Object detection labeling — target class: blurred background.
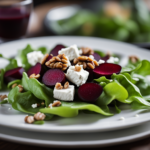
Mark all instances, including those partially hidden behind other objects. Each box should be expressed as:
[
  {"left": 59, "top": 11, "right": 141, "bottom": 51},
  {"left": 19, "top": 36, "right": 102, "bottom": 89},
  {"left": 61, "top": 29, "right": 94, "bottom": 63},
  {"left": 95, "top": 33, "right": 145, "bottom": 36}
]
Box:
[{"left": 16, "top": 0, "right": 150, "bottom": 47}]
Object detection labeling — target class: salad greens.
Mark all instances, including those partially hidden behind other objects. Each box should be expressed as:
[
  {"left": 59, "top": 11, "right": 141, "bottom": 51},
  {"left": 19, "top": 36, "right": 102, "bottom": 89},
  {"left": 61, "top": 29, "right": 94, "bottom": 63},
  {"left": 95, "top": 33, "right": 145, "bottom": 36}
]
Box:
[{"left": 0, "top": 44, "right": 150, "bottom": 124}]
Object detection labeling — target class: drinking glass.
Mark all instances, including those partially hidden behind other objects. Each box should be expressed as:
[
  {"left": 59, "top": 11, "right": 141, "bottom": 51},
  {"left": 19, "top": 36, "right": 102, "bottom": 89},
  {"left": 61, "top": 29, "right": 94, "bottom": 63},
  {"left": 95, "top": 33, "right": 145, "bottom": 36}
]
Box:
[{"left": 0, "top": 0, "right": 33, "bottom": 43}]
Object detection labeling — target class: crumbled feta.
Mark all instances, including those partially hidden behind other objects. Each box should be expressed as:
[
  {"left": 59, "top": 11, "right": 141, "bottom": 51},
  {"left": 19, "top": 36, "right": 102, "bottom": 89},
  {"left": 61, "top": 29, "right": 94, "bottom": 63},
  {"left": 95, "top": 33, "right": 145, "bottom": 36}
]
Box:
[
  {"left": 3, "top": 98, "right": 8, "bottom": 101},
  {"left": 27, "top": 51, "right": 44, "bottom": 66},
  {"left": 119, "top": 117, "right": 125, "bottom": 120},
  {"left": 58, "top": 44, "right": 80, "bottom": 61},
  {"left": 79, "top": 49, "right": 83, "bottom": 55},
  {"left": 89, "top": 55, "right": 94, "bottom": 60},
  {"left": 135, "top": 114, "right": 139, "bottom": 117},
  {"left": 107, "top": 56, "right": 119, "bottom": 63},
  {"left": 31, "top": 103, "right": 37, "bottom": 108},
  {"left": 65, "top": 65, "right": 89, "bottom": 87},
  {"left": 53, "top": 85, "right": 75, "bottom": 101},
  {"left": 98, "top": 59, "right": 105, "bottom": 65}
]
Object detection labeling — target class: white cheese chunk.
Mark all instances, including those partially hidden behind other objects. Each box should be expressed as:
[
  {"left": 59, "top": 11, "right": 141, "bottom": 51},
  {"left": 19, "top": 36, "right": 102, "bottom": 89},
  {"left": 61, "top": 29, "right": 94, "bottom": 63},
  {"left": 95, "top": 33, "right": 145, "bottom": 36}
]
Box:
[
  {"left": 65, "top": 65, "right": 89, "bottom": 87},
  {"left": 89, "top": 55, "right": 94, "bottom": 60},
  {"left": 106, "top": 56, "right": 119, "bottom": 63},
  {"left": 98, "top": 59, "right": 105, "bottom": 65},
  {"left": 53, "top": 85, "right": 75, "bottom": 101},
  {"left": 66, "top": 56, "right": 71, "bottom": 67},
  {"left": 27, "top": 51, "right": 44, "bottom": 66},
  {"left": 58, "top": 44, "right": 80, "bottom": 61},
  {"left": 79, "top": 49, "right": 83, "bottom": 55},
  {"left": 31, "top": 103, "right": 37, "bottom": 108},
  {"left": 119, "top": 117, "right": 125, "bottom": 120}
]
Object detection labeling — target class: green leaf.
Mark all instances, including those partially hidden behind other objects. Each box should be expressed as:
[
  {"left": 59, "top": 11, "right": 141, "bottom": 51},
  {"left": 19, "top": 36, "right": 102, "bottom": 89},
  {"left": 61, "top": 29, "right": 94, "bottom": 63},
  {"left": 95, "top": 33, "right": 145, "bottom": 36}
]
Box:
[
  {"left": 40, "top": 101, "right": 113, "bottom": 118},
  {"left": 7, "top": 79, "right": 21, "bottom": 89},
  {"left": 22, "top": 72, "right": 30, "bottom": 91},
  {"left": 8, "top": 86, "right": 45, "bottom": 114},
  {"left": 0, "top": 69, "right": 5, "bottom": 90}
]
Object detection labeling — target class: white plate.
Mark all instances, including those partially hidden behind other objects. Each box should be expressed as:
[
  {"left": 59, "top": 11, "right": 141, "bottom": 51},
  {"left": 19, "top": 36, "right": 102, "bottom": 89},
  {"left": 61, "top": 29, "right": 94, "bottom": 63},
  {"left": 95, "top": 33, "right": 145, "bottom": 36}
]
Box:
[
  {"left": 0, "top": 36, "right": 150, "bottom": 133},
  {"left": 0, "top": 121, "right": 150, "bottom": 148}
]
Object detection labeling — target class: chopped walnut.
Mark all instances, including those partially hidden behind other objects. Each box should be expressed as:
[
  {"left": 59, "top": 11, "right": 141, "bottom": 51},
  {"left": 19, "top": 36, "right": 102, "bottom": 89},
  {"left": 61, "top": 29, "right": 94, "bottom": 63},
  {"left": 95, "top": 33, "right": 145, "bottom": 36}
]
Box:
[
  {"left": 24, "top": 116, "right": 35, "bottom": 124},
  {"left": 73, "top": 56, "right": 99, "bottom": 69},
  {"left": 34, "top": 112, "right": 46, "bottom": 121},
  {"left": 52, "top": 100, "right": 61, "bottom": 107},
  {"left": 29, "top": 73, "right": 40, "bottom": 79},
  {"left": 18, "top": 84, "right": 24, "bottom": 92},
  {"left": 41, "top": 53, "right": 49, "bottom": 65},
  {"left": 55, "top": 82, "right": 63, "bottom": 90},
  {"left": 45, "top": 54, "right": 69, "bottom": 71},
  {"left": 64, "top": 81, "right": 69, "bottom": 89},
  {"left": 12, "top": 83, "right": 17, "bottom": 88},
  {"left": 75, "top": 65, "right": 82, "bottom": 72},
  {"left": 129, "top": 55, "right": 139, "bottom": 63},
  {"left": 0, "top": 95, "right": 7, "bottom": 101},
  {"left": 81, "top": 47, "right": 94, "bottom": 55}
]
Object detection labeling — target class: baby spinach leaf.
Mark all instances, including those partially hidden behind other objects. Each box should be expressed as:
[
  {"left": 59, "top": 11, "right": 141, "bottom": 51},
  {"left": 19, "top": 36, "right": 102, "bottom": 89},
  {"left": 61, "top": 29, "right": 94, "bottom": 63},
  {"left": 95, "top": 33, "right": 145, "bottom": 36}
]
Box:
[
  {"left": 0, "top": 69, "right": 5, "bottom": 90},
  {"left": 40, "top": 101, "right": 113, "bottom": 117},
  {"left": 22, "top": 72, "right": 30, "bottom": 91},
  {"left": 7, "top": 79, "right": 21, "bottom": 89},
  {"left": 28, "top": 78, "right": 54, "bottom": 107},
  {"left": 8, "top": 86, "right": 45, "bottom": 114}
]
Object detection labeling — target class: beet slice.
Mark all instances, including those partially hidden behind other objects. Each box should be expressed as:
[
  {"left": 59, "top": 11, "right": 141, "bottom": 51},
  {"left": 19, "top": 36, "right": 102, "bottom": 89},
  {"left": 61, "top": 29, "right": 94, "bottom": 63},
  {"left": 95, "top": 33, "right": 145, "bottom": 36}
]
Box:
[
  {"left": 27, "top": 63, "right": 45, "bottom": 77},
  {"left": 50, "top": 44, "right": 66, "bottom": 56},
  {"left": 101, "top": 54, "right": 110, "bottom": 62},
  {"left": 86, "top": 69, "right": 93, "bottom": 82},
  {"left": 78, "top": 83, "right": 103, "bottom": 103},
  {"left": 93, "top": 63, "right": 122, "bottom": 79},
  {"left": 93, "top": 53, "right": 101, "bottom": 61},
  {"left": 42, "top": 69, "right": 66, "bottom": 87},
  {"left": 46, "top": 55, "right": 53, "bottom": 62},
  {"left": 4, "top": 67, "right": 25, "bottom": 84}
]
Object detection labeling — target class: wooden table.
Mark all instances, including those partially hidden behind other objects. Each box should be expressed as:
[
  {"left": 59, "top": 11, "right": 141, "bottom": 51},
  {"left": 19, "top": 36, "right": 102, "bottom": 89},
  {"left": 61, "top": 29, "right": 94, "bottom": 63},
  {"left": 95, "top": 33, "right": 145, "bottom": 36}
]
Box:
[{"left": 1, "top": 1, "right": 150, "bottom": 150}]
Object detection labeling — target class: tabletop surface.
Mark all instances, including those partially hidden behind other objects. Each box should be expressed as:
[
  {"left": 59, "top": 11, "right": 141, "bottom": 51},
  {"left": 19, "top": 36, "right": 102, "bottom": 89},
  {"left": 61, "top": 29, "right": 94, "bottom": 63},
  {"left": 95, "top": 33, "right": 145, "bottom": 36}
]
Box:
[{"left": 0, "top": 1, "right": 150, "bottom": 150}]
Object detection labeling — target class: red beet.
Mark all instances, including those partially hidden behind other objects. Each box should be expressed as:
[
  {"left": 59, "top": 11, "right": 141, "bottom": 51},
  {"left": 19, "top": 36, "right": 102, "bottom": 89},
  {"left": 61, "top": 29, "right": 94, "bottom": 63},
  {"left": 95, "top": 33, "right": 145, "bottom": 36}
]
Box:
[
  {"left": 4, "top": 67, "right": 25, "bottom": 83},
  {"left": 27, "top": 63, "right": 44, "bottom": 77},
  {"left": 42, "top": 69, "right": 66, "bottom": 87},
  {"left": 93, "top": 63, "right": 122, "bottom": 79},
  {"left": 101, "top": 54, "right": 110, "bottom": 62},
  {"left": 86, "top": 69, "right": 93, "bottom": 82},
  {"left": 46, "top": 55, "right": 53, "bottom": 61},
  {"left": 50, "top": 44, "right": 66, "bottom": 56},
  {"left": 93, "top": 53, "right": 101, "bottom": 61},
  {"left": 78, "top": 83, "right": 103, "bottom": 103}
]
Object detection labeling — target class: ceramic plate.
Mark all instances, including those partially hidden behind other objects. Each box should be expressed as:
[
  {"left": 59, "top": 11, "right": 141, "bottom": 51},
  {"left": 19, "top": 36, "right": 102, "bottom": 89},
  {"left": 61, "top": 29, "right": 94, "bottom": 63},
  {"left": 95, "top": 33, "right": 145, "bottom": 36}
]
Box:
[{"left": 0, "top": 36, "right": 150, "bottom": 133}]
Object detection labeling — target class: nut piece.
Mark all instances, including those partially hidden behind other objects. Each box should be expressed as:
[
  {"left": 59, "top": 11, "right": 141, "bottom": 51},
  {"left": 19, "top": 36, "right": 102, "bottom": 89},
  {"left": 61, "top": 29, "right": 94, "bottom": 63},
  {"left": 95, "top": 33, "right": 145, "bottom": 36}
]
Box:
[
  {"left": 45, "top": 54, "right": 68, "bottom": 71},
  {"left": 41, "top": 53, "right": 49, "bottom": 65},
  {"left": 55, "top": 82, "right": 63, "bottom": 90},
  {"left": 129, "top": 55, "right": 139, "bottom": 63},
  {"left": 29, "top": 73, "right": 40, "bottom": 79},
  {"left": 81, "top": 47, "right": 94, "bottom": 55},
  {"left": 52, "top": 100, "right": 61, "bottom": 107},
  {"left": 74, "top": 65, "right": 82, "bottom": 72},
  {"left": 18, "top": 85, "right": 24, "bottom": 92},
  {"left": 24, "top": 116, "right": 35, "bottom": 124},
  {"left": 64, "top": 81, "right": 69, "bottom": 89},
  {"left": 0, "top": 95, "right": 7, "bottom": 101},
  {"left": 73, "top": 56, "right": 99, "bottom": 69},
  {"left": 12, "top": 83, "right": 17, "bottom": 89},
  {"left": 34, "top": 112, "right": 46, "bottom": 121}
]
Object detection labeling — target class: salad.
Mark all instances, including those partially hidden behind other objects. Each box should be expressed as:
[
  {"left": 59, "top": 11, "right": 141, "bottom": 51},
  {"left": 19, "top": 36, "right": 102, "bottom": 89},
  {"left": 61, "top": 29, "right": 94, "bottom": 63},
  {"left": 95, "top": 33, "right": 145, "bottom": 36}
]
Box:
[{"left": 0, "top": 43, "right": 150, "bottom": 125}]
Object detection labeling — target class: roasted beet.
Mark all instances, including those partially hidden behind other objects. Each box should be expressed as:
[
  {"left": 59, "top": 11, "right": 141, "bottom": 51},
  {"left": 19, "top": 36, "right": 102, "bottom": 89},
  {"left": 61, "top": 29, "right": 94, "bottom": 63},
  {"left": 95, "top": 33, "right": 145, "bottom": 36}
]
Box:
[
  {"left": 50, "top": 44, "right": 66, "bottom": 56},
  {"left": 86, "top": 69, "right": 93, "bottom": 82},
  {"left": 4, "top": 67, "right": 25, "bottom": 84},
  {"left": 101, "top": 54, "right": 110, "bottom": 62},
  {"left": 46, "top": 55, "right": 53, "bottom": 61},
  {"left": 27, "top": 63, "right": 45, "bottom": 77},
  {"left": 93, "top": 53, "right": 101, "bottom": 61},
  {"left": 93, "top": 63, "right": 122, "bottom": 79},
  {"left": 78, "top": 83, "right": 103, "bottom": 103},
  {"left": 42, "top": 69, "right": 66, "bottom": 87}
]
